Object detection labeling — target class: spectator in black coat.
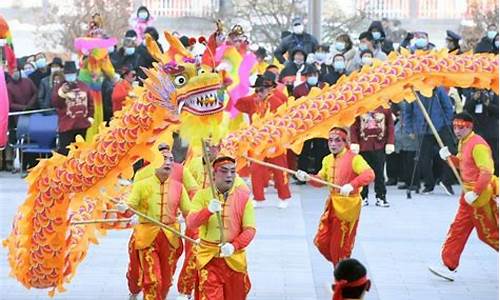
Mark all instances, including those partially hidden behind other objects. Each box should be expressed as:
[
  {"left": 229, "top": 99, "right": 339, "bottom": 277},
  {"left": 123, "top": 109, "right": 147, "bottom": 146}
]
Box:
[
  {"left": 274, "top": 16, "right": 318, "bottom": 64},
  {"left": 368, "top": 20, "right": 394, "bottom": 55},
  {"left": 115, "top": 30, "right": 141, "bottom": 72},
  {"left": 475, "top": 24, "right": 498, "bottom": 53},
  {"left": 137, "top": 26, "right": 163, "bottom": 82}
]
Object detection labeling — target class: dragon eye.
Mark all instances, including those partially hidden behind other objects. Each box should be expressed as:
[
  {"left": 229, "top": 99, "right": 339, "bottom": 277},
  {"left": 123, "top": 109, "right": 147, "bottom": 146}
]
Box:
[
  {"left": 174, "top": 75, "right": 187, "bottom": 86},
  {"left": 197, "top": 68, "right": 206, "bottom": 75}
]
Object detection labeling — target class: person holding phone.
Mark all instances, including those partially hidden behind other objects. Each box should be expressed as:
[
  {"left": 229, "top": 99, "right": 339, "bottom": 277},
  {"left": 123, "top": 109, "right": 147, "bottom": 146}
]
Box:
[{"left": 52, "top": 61, "right": 94, "bottom": 155}]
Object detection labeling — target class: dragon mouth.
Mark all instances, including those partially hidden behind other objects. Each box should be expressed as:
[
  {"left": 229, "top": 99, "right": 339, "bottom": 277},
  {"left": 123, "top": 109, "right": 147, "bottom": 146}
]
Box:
[{"left": 178, "top": 87, "right": 224, "bottom": 116}]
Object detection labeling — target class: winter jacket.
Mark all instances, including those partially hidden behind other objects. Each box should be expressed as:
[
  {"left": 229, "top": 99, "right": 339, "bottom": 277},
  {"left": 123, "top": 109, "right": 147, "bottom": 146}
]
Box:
[
  {"left": 37, "top": 76, "right": 55, "bottom": 109},
  {"left": 350, "top": 106, "right": 395, "bottom": 152},
  {"left": 394, "top": 102, "right": 419, "bottom": 152},
  {"left": 402, "top": 87, "right": 454, "bottom": 136},
  {"left": 8, "top": 78, "right": 37, "bottom": 111},
  {"left": 463, "top": 89, "right": 499, "bottom": 140},
  {"left": 474, "top": 36, "right": 499, "bottom": 54},
  {"left": 368, "top": 21, "right": 394, "bottom": 55},
  {"left": 274, "top": 33, "right": 319, "bottom": 64},
  {"left": 51, "top": 81, "right": 94, "bottom": 133}
]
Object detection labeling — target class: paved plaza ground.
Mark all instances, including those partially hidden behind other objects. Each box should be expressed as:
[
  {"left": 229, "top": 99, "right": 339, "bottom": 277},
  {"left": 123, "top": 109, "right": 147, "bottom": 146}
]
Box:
[{"left": 0, "top": 172, "right": 498, "bottom": 299}]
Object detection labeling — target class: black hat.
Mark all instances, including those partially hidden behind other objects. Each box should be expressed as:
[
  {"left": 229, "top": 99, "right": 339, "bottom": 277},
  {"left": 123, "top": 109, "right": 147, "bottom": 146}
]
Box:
[
  {"left": 63, "top": 61, "right": 77, "bottom": 74},
  {"left": 125, "top": 29, "right": 137, "bottom": 39},
  {"left": 252, "top": 71, "right": 277, "bottom": 88},
  {"left": 255, "top": 47, "right": 267, "bottom": 58},
  {"left": 292, "top": 16, "right": 303, "bottom": 26},
  {"left": 179, "top": 36, "right": 190, "bottom": 48},
  {"left": 446, "top": 30, "right": 461, "bottom": 41},
  {"left": 49, "top": 57, "right": 63, "bottom": 68}
]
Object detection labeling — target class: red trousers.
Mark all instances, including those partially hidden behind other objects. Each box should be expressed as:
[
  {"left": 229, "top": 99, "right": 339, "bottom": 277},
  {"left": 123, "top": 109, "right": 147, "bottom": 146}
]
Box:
[
  {"left": 250, "top": 154, "right": 291, "bottom": 201},
  {"left": 127, "top": 234, "right": 142, "bottom": 295},
  {"left": 314, "top": 200, "right": 359, "bottom": 266},
  {"left": 442, "top": 196, "right": 499, "bottom": 270},
  {"left": 177, "top": 227, "right": 199, "bottom": 296},
  {"left": 128, "top": 232, "right": 183, "bottom": 300},
  {"left": 198, "top": 258, "right": 251, "bottom": 300}
]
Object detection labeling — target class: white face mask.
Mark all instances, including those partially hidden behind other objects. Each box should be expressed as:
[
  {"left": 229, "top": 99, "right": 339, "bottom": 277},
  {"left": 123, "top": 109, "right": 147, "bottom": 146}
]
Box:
[
  {"left": 125, "top": 47, "right": 136, "bottom": 55},
  {"left": 138, "top": 11, "right": 148, "bottom": 20},
  {"left": 335, "top": 42, "right": 345, "bottom": 52},
  {"left": 361, "top": 56, "right": 373, "bottom": 65},
  {"left": 51, "top": 67, "right": 61, "bottom": 73},
  {"left": 65, "top": 73, "right": 77, "bottom": 82},
  {"left": 307, "top": 76, "right": 318, "bottom": 85},
  {"left": 108, "top": 46, "right": 115, "bottom": 53},
  {"left": 487, "top": 30, "right": 497, "bottom": 39},
  {"left": 293, "top": 24, "right": 304, "bottom": 34}
]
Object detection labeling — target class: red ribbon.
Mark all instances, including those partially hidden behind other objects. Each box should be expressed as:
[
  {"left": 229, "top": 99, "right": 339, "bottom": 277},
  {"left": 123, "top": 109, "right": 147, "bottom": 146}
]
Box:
[{"left": 333, "top": 276, "right": 369, "bottom": 300}]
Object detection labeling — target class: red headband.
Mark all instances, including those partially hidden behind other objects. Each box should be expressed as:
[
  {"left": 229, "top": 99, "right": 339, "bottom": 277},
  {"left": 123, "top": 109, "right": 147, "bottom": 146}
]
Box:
[
  {"left": 333, "top": 276, "right": 369, "bottom": 300},
  {"left": 453, "top": 119, "right": 473, "bottom": 128},
  {"left": 212, "top": 156, "right": 235, "bottom": 169},
  {"left": 329, "top": 128, "right": 348, "bottom": 141}
]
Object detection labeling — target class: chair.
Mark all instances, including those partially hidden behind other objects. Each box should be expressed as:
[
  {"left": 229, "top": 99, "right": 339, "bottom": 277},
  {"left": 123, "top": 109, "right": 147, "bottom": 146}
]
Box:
[{"left": 20, "top": 113, "right": 58, "bottom": 172}]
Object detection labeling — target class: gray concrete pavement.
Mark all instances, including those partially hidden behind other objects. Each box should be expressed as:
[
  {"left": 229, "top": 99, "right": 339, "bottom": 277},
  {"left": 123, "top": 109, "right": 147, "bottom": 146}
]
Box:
[{"left": 0, "top": 172, "right": 498, "bottom": 299}]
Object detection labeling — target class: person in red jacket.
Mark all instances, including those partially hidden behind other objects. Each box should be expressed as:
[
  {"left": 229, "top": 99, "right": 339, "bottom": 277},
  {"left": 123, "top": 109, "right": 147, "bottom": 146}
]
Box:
[
  {"left": 350, "top": 106, "right": 394, "bottom": 207},
  {"left": 7, "top": 66, "right": 37, "bottom": 112},
  {"left": 235, "top": 71, "right": 292, "bottom": 208},
  {"left": 429, "top": 112, "right": 498, "bottom": 281},
  {"left": 112, "top": 67, "right": 136, "bottom": 113},
  {"left": 52, "top": 61, "right": 94, "bottom": 155}
]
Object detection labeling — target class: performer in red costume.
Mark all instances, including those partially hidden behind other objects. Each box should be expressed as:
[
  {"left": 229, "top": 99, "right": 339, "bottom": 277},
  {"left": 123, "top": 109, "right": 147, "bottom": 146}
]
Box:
[
  {"left": 296, "top": 127, "right": 374, "bottom": 267},
  {"left": 429, "top": 112, "right": 498, "bottom": 281},
  {"left": 235, "top": 71, "right": 291, "bottom": 208}
]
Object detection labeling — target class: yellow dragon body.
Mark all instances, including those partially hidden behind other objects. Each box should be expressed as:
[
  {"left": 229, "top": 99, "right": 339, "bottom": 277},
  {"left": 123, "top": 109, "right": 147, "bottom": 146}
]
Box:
[{"left": 3, "top": 31, "right": 498, "bottom": 296}]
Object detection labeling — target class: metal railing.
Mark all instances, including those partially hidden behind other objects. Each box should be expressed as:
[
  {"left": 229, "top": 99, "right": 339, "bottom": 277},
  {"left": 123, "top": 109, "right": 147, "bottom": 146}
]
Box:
[{"left": 143, "top": 0, "right": 220, "bottom": 18}]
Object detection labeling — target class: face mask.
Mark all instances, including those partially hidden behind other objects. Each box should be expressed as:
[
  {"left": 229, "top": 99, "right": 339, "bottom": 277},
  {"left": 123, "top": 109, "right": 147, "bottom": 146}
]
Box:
[
  {"left": 138, "top": 11, "right": 148, "bottom": 20},
  {"left": 293, "top": 24, "right": 304, "bottom": 34},
  {"left": 415, "top": 38, "right": 428, "bottom": 49},
  {"left": 335, "top": 42, "right": 345, "bottom": 52},
  {"left": 359, "top": 43, "right": 368, "bottom": 51},
  {"left": 315, "top": 52, "right": 326, "bottom": 62},
  {"left": 108, "top": 46, "right": 115, "bottom": 53},
  {"left": 51, "top": 67, "right": 61, "bottom": 73},
  {"left": 307, "top": 76, "right": 318, "bottom": 85},
  {"left": 361, "top": 56, "right": 373, "bottom": 65},
  {"left": 293, "top": 59, "right": 303, "bottom": 66},
  {"left": 65, "top": 73, "right": 77, "bottom": 82},
  {"left": 125, "top": 47, "right": 136, "bottom": 55},
  {"left": 36, "top": 58, "right": 47, "bottom": 68},
  {"left": 12, "top": 72, "right": 20, "bottom": 81},
  {"left": 333, "top": 60, "right": 345, "bottom": 71},
  {"left": 22, "top": 68, "right": 34, "bottom": 77},
  {"left": 487, "top": 30, "right": 497, "bottom": 39},
  {"left": 372, "top": 31, "right": 382, "bottom": 40}
]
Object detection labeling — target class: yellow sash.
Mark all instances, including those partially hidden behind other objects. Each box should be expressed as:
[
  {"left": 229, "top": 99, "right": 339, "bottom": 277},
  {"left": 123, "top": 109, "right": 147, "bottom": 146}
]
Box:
[
  {"left": 196, "top": 240, "right": 247, "bottom": 273},
  {"left": 330, "top": 193, "right": 361, "bottom": 223},
  {"left": 133, "top": 223, "right": 181, "bottom": 250}
]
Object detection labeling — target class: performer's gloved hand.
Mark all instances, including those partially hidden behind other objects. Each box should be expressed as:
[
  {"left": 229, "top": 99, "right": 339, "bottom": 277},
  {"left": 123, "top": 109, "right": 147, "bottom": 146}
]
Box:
[
  {"left": 208, "top": 199, "right": 222, "bottom": 213},
  {"left": 340, "top": 184, "right": 354, "bottom": 196},
  {"left": 130, "top": 214, "right": 140, "bottom": 226},
  {"left": 385, "top": 144, "right": 395, "bottom": 155},
  {"left": 116, "top": 202, "right": 128, "bottom": 213},
  {"left": 464, "top": 191, "right": 479, "bottom": 205},
  {"left": 177, "top": 213, "right": 185, "bottom": 224},
  {"left": 220, "top": 242, "right": 235, "bottom": 257},
  {"left": 439, "top": 146, "right": 452, "bottom": 160},
  {"left": 350, "top": 143, "right": 360, "bottom": 154},
  {"left": 295, "top": 170, "right": 310, "bottom": 182}
]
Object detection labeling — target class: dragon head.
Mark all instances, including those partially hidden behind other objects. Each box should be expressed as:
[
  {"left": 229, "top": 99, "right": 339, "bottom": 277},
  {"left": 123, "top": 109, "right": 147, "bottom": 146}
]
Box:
[{"left": 142, "top": 31, "right": 229, "bottom": 145}]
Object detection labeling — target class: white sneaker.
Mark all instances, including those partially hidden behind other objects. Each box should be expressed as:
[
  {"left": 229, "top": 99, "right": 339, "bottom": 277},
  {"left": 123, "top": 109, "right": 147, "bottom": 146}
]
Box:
[
  {"left": 253, "top": 200, "right": 264, "bottom": 208},
  {"left": 375, "top": 197, "right": 390, "bottom": 207},
  {"left": 176, "top": 294, "right": 192, "bottom": 300},
  {"left": 362, "top": 198, "right": 369, "bottom": 207},
  {"left": 128, "top": 294, "right": 139, "bottom": 300},
  {"left": 277, "top": 200, "right": 289, "bottom": 209},
  {"left": 428, "top": 264, "right": 456, "bottom": 281}
]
